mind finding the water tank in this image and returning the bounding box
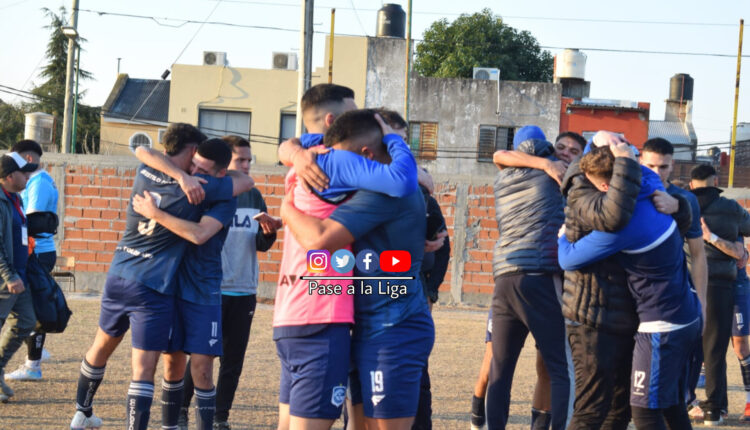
[669,73,693,101]
[376,4,405,38]
[557,49,586,80]
[24,112,55,146]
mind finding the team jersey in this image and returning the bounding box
[667,183,702,240]
[20,170,58,254]
[558,167,701,327]
[329,189,428,340]
[108,164,233,295]
[176,197,238,305]
[299,133,418,200]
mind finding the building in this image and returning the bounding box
[648,74,698,160]
[100,74,170,155]
[559,97,650,147]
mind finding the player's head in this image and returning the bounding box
[11,139,43,165]
[513,125,546,150]
[579,145,615,192]
[191,138,232,178]
[0,152,36,192]
[301,84,357,133]
[554,132,585,163]
[163,123,207,171]
[323,109,388,163]
[375,108,408,140]
[222,135,252,175]
[690,164,718,189]
[641,138,674,185]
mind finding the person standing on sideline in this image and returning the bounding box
[178,135,280,430]
[4,140,58,382]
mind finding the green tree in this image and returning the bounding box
[0,99,26,149]
[414,9,553,82]
[31,7,99,153]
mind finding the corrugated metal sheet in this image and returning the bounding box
[648,120,691,145]
[106,79,170,123]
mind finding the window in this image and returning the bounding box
[129,132,152,152]
[408,122,438,160]
[279,113,296,144]
[477,126,515,162]
[198,109,251,140]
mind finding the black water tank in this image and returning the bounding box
[669,73,694,101]
[377,4,405,38]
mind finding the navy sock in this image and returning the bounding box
[76,359,105,418]
[126,380,154,430]
[161,379,184,429]
[194,387,216,430]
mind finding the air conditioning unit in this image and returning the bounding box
[473,67,500,82]
[203,51,227,66]
[272,52,298,70]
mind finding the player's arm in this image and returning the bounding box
[492,150,567,185]
[702,218,745,259]
[255,196,278,252]
[132,191,221,245]
[558,230,627,271]
[278,136,329,192]
[134,146,206,205]
[280,189,354,252]
[687,236,708,321]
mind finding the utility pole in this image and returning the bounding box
[295,0,314,136]
[117,57,121,75]
[729,18,744,188]
[404,0,412,122]
[61,0,79,154]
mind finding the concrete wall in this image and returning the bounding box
[99,120,164,156]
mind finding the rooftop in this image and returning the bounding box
[102,74,170,123]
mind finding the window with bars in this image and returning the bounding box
[408,122,438,160]
[129,132,152,152]
[477,126,515,162]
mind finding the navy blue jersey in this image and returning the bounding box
[108,165,233,294]
[329,190,428,340]
[176,197,237,305]
[667,183,702,240]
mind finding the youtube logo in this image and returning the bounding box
[380,250,411,273]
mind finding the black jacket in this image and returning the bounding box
[693,187,750,286]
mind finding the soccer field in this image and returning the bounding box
[0,296,745,429]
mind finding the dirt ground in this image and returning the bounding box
[0,296,747,429]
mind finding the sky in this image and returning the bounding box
[1,0,749,149]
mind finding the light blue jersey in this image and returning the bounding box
[20,170,58,254]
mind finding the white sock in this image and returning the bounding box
[25,359,41,369]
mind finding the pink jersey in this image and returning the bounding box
[273,169,354,327]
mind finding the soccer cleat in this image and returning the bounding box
[40,348,51,362]
[213,421,231,430]
[4,365,42,381]
[70,411,103,429]
[741,403,750,422]
[178,406,189,430]
[688,404,704,423]
[704,409,724,426]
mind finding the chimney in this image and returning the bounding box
[665,73,693,123]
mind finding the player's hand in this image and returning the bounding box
[255,212,283,235]
[652,190,679,214]
[424,230,448,253]
[700,218,713,242]
[291,147,329,193]
[738,248,749,269]
[132,192,159,220]
[6,278,24,294]
[418,168,435,195]
[544,159,568,186]
[609,140,636,160]
[558,224,566,238]
[374,113,396,136]
[178,173,207,205]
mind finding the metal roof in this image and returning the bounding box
[103,78,170,123]
[648,120,691,145]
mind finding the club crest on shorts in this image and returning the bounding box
[331,385,346,407]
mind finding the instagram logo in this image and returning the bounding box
[307,250,330,273]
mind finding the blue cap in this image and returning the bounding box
[512,125,546,150]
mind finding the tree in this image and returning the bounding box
[30,7,99,153]
[414,9,553,82]
[0,99,26,149]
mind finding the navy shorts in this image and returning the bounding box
[485,308,493,343]
[630,318,702,409]
[99,275,174,351]
[734,292,750,337]
[276,324,351,419]
[168,298,222,356]
[351,310,435,419]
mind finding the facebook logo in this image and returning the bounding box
[355,249,379,274]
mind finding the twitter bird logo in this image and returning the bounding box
[331,249,355,274]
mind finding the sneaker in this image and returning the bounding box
[178,406,188,430]
[0,378,13,403]
[70,410,102,429]
[4,365,42,381]
[688,404,704,422]
[40,348,51,363]
[705,409,724,426]
[213,421,231,430]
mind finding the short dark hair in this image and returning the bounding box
[11,140,43,157]
[691,164,717,181]
[642,138,674,155]
[221,135,250,151]
[198,138,233,171]
[162,123,207,156]
[301,84,355,113]
[323,109,383,150]
[555,132,586,150]
[580,146,615,180]
[375,108,407,129]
